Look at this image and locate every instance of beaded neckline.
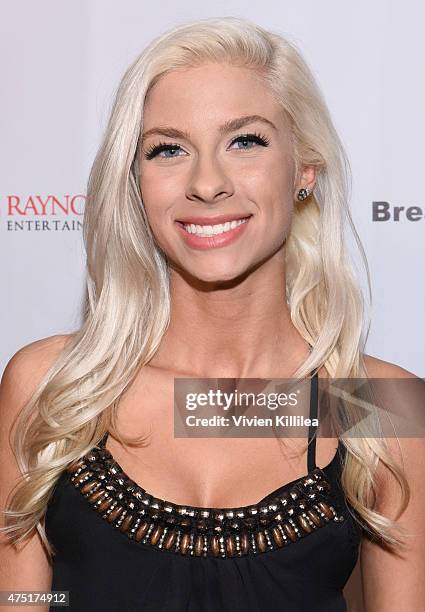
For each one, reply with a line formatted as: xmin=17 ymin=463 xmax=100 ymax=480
xmin=65 ymin=370 xmax=346 ymax=558
xmin=66 ymin=441 xmax=346 ymax=559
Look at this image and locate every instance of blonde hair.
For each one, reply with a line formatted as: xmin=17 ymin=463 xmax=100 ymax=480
xmin=2 ymin=15 xmax=409 ymax=558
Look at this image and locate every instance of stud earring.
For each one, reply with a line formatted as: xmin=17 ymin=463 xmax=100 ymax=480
xmin=297 ymin=186 xmax=312 ymax=201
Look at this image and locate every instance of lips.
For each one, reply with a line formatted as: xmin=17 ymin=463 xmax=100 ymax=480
xmin=175 ymin=212 xmax=251 ymax=250
xmin=176 ymin=213 xmax=253 ymax=226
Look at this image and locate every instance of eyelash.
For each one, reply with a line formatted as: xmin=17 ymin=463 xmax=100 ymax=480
xmin=142 ymin=131 xmax=271 ymax=160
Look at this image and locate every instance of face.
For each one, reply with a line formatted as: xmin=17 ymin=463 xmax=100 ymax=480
xmin=139 ymin=62 xmax=302 ymax=283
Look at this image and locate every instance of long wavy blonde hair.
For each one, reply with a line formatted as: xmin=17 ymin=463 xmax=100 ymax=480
xmin=2 ymin=15 xmax=409 ymax=559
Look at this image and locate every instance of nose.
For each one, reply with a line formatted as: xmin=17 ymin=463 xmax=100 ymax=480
xmin=185 ymin=154 xmax=234 ymax=204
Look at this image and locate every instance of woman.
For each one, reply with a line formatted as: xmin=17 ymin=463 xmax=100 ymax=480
xmin=1 ymin=16 xmax=424 ymax=612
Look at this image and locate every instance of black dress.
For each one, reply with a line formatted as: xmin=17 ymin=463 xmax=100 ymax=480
xmin=45 ymin=371 xmax=362 ymax=611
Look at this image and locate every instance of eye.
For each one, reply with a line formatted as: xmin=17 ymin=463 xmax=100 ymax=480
xmin=142 ymin=131 xmax=271 ymax=161
xmin=229 ymin=132 xmax=271 ymax=151
xmin=143 ymin=142 xmax=186 ymax=160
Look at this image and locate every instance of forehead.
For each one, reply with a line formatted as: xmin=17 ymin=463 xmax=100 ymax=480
xmin=143 ymin=62 xmax=287 ymax=132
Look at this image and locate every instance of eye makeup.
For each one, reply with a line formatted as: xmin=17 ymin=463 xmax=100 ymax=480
xmin=142 ymin=131 xmax=271 ymax=160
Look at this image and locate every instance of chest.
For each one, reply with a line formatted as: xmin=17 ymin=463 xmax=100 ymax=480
xmin=105 ymin=366 xmax=334 ymax=508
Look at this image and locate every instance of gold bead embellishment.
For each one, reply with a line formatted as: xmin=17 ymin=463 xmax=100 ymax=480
xmin=66 ymin=445 xmax=346 ymax=559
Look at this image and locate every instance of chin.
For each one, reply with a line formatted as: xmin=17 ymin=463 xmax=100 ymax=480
xmin=181 ymin=262 xmax=250 ymax=286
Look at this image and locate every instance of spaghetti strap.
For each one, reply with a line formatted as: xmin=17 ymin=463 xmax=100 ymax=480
xmin=307 ymin=370 xmax=319 ymax=472
xmin=98 ymin=431 xmax=109 ymax=449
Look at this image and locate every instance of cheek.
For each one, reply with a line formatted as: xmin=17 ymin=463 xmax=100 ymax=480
xmin=140 ymin=163 xmax=184 ymax=210
xmin=240 ymin=156 xmax=294 ymax=208
xmin=138 ymin=182 xmax=166 ymax=244
xmin=140 ymin=169 xmax=171 ymax=229
xmin=140 ymin=165 xmax=160 ymax=204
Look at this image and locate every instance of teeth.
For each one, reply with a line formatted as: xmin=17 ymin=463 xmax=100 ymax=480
xmin=182 ymin=217 xmax=249 ymax=236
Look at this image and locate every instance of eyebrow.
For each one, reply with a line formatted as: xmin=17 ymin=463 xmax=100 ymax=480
xmin=141 ymin=114 xmax=277 ymax=142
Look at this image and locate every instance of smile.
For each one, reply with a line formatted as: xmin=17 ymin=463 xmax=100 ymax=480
xmin=180 ymin=216 xmax=251 ymax=237
xmin=175 ymin=215 xmax=253 ymax=250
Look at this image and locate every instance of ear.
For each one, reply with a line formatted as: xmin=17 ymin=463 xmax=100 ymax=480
xmin=294 ymin=165 xmax=318 ymax=200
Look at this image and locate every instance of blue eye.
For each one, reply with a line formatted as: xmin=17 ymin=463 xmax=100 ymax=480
xmin=229 ymin=133 xmax=271 ymax=150
xmin=143 ymin=131 xmax=270 ymax=160
xmin=158 ymin=146 xmax=183 ymax=158
xmin=144 ymin=143 xmax=184 ymax=160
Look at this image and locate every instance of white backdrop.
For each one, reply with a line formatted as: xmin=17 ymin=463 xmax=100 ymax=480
xmin=1 ymin=2 xmax=424 ymax=608
xmin=1 ymin=0 xmax=424 ymax=374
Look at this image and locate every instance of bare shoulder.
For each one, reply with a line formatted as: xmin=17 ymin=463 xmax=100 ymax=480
xmin=0 ymin=335 xmax=74 ymax=590
xmin=362 ymin=353 xmax=425 ymax=505
xmin=362 ymin=352 xmax=419 ymax=379
xmin=3 ymin=333 xmax=73 ymax=375
xmin=0 ymin=333 xmax=75 ymax=431
xmin=1 ymin=334 xmax=73 ymax=392
xmin=360 ymin=354 xmax=425 ymax=608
